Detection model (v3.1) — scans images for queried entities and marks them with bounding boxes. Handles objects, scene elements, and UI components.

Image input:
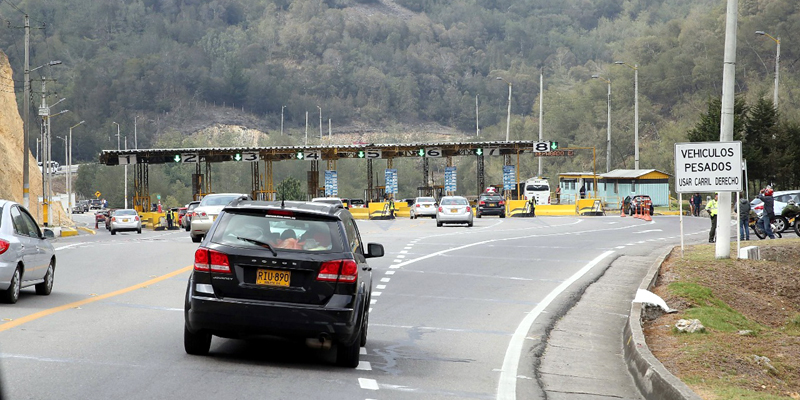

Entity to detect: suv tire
[191,234,202,243]
[336,334,361,368]
[184,325,211,355]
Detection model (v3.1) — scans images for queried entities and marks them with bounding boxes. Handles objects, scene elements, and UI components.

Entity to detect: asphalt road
[0,212,716,400]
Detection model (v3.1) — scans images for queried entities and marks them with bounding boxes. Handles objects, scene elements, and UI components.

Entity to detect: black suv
[476,194,505,218]
[183,200,384,368]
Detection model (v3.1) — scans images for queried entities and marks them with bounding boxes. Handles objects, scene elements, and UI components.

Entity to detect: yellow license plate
[451,208,458,213]
[256,269,290,287]
[123,219,129,222]
[424,205,430,208]
[489,203,495,207]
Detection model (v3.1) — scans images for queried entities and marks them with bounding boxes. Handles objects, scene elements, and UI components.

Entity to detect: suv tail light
[194,248,231,273]
[479,201,485,205]
[499,200,505,205]
[0,239,9,255]
[415,204,420,208]
[438,206,443,212]
[317,260,358,283]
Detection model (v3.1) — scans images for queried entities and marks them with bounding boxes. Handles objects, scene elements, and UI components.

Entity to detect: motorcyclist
[757,187,776,239]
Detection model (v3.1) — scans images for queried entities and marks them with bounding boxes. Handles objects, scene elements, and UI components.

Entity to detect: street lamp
[317,105,322,140]
[592,74,612,173]
[68,120,85,213]
[614,61,639,170]
[496,77,512,142]
[755,31,780,109]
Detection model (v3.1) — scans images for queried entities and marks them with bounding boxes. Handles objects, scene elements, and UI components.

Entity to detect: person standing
[738,197,750,241]
[705,193,718,243]
[692,193,702,217]
[757,187,776,239]
[555,186,561,204]
[579,184,586,199]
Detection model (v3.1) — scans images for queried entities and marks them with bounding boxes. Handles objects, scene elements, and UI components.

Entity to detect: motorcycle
[750,211,783,240]
[781,201,800,237]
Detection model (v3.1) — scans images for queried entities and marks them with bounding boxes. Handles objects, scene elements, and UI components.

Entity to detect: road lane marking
[496,251,614,400]
[385,271,395,275]
[359,378,379,390]
[357,361,372,370]
[376,285,386,289]
[0,266,193,333]
[54,242,87,251]
[380,278,390,283]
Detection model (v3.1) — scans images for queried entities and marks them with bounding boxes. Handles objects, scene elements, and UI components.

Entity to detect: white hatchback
[410,197,437,219]
[436,196,473,227]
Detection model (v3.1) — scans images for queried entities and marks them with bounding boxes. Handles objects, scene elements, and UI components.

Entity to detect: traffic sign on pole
[674,141,742,193]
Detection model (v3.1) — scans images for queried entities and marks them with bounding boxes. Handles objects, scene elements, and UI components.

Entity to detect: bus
[523,178,550,205]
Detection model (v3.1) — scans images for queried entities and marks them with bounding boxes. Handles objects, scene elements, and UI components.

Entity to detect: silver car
[410,196,437,219]
[436,196,474,227]
[0,199,56,304]
[190,193,249,242]
[110,209,142,235]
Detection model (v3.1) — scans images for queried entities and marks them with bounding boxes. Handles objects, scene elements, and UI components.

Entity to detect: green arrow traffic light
[550,141,559,150]
[173,154,181,163]
[296,151,304,160]
[418,148,425,157]
[234,153,242,161]
[358,151,365,158]
[475,148,483,156]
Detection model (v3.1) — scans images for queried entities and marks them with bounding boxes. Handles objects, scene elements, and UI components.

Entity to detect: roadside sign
[445,166,457,192]
[532,141,550,152]
[95,191,101,198]
[424,148,442,158]
[674,141,742,193]
[503,165,516,191]
[364,149,381,159]
[324,170,338,196]
[486,147,502,156]
[385,169,398,194]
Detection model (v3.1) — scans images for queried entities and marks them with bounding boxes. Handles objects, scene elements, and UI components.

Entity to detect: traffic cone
[642,200,652,221]
[620,203,627,217]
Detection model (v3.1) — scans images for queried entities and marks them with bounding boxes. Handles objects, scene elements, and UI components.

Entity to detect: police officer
[705,193,718,243]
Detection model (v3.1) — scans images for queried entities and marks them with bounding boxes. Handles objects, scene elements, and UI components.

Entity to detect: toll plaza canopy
[97,140,571,211]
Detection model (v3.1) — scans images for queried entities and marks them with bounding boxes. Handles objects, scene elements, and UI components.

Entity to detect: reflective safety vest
[705,199,718,217]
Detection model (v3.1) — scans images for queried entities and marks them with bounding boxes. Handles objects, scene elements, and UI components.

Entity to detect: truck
[523,178,551,205]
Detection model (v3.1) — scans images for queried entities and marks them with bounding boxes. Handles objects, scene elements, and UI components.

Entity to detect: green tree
[743,98,778,187]
[275,177,305,201]
[687,97,748,143]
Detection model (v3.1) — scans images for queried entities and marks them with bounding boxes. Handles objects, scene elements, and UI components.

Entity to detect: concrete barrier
[77,226,96,235]
[739,246,760,260]
[533,204,577,216]
[349,208,370,220]
[576,198,605,216]
[624,248,703,400]
[60,227,78,237]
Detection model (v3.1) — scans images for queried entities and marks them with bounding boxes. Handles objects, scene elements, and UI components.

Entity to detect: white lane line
[400,250,408,254]
[356,361,372,371]
[369,307,373,313]
[406,244,414,247]
[497,250,614,400]
[396,255,406,259]
[359,378,379,390]
[393,259,403,263]
[390,265,400,269]
[380,278,391,283]
[615,246,626,249]
[385,271,395,275]
[54,242,86,251]
[635,229,663,233]
[370,299,377,305]
[360,348,367,355]
[373,292,382,297]
[376,285,386,290]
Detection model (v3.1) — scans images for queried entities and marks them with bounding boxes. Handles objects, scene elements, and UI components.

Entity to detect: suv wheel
[360,307,369,347]
[191,234,202,243]
[111,229,116,236]
[336,335,361,368]
[184,325,211,355]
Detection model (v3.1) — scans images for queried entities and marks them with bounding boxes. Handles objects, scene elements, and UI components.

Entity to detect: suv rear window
[481,196,503,201]
[526,184,549,191]
[211,212,344,253]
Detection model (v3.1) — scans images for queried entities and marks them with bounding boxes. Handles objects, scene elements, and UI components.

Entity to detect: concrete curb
[76,226,96,235]
[60,227,78,237]
[624,247,703,400]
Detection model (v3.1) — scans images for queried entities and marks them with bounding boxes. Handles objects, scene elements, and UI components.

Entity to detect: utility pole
[281,106,285,136]
[134,115,138,149]
[317,106,322,140]
[716,0,739,259]
[328,118,331,138]
[22,15,31,209]
[475,94,479,137]
[538,71,544,177]
[38,76,50,225]
[304,111,308,146]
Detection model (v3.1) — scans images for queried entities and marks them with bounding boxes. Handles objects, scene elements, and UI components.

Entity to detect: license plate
[489,203,495,207]
[451,208,458,213]
[123,218,129,222]
[424,205,430,208]
[212,215,217,221]
[256,269,291,287]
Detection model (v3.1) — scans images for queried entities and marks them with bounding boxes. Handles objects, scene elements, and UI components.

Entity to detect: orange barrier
[641,199,652,221]
[620,200,627,217]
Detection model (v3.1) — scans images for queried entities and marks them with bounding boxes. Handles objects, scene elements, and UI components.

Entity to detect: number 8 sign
[533,142,550,152]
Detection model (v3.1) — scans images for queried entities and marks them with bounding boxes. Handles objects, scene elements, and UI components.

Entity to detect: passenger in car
[277,229,300,249]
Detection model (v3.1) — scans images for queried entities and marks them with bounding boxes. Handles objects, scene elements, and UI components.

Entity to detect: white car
[436,196,473,227]
[190,193,249,242]
[410,197,437,219]
[109,209,142,235]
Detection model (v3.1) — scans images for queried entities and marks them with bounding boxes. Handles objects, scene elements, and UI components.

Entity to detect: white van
[523,178,550,205]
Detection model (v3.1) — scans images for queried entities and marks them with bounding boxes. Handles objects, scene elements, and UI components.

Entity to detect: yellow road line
[0,266,192,333]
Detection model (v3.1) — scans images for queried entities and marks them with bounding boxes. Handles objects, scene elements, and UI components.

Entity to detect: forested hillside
[2,0,798,203]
